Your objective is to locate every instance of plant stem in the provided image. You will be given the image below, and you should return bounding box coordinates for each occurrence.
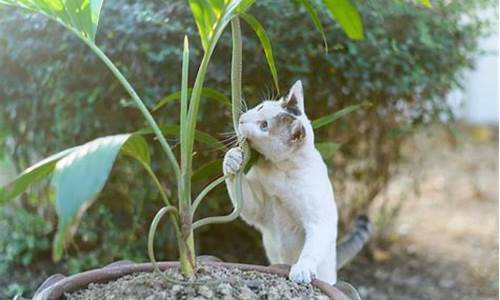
[231,18,243,134]
[76,31,194,275]
[76,31,181,184]
[192,17,248,231]
[143,164,172,207]
[176,4,233,277]
[178,36,196,277]
[148,206,185,284]
[191,175,229,216]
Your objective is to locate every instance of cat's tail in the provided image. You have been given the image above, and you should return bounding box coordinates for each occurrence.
[336,215,372,270]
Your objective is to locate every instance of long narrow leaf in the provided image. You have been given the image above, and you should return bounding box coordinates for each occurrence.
[322,0,363,40]
[180,36,190,172]
[298,0,328,52]
[241,13,279,93]
[312,102,371,129]
[153,87,231,112]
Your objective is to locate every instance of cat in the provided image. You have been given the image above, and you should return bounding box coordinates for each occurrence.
[223,80,371,285]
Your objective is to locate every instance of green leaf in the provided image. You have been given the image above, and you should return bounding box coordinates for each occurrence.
[316,142,341,160]
[241,13,279,93]
[0,147,77,204]
[192,159,222,183]
[188,0,217,52]
[52,134,149,260]
[312,102,371,129]
[136,124,225,151]
[237,0,255,12]
[189,0,256,52]
[180,36,190,171]
[322,0,363,40]
[1,0,104,41]
[153,88,231,112]
[420,0,431,8]
[122,135,151,167]
[297,0,328,51]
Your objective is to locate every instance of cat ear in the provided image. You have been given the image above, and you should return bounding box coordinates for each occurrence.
[289,120,306,144]
[282,80,304,115]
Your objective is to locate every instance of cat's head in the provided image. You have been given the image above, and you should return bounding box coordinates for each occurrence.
[238,80,313,162]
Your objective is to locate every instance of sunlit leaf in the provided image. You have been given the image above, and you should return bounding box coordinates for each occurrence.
[297,0,328,51]
[237,0,255,12]
[312,102,371,129]
[188,0,254,52]
[241,13,279,92]
[153,88,231,112]
[420,0,431,8]
[122,134,151,167]
[52,134,149,260]
[188,0,218,51]
[0,0,104,40]
[0,147,78,204]
[322,0,363,40]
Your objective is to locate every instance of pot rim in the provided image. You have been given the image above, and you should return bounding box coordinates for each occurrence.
[33,260,349,300]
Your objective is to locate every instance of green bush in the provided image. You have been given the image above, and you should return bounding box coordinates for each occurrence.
[0,207,52,272]
[0,0,492,277]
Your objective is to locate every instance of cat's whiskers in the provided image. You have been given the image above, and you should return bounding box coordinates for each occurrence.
[240,97,248,112]
[219,135,238,143]
[219,131,237,137]
[208,135,238,153]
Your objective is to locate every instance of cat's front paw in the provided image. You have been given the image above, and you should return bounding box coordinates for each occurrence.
[289,262,316,284]
[223,147,244,175]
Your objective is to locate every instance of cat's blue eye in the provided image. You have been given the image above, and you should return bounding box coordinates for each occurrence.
[260,120,268,131]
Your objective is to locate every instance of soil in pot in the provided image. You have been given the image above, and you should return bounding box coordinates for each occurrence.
[65,264,330,300]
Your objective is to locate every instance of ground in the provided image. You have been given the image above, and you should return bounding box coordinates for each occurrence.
[340,124,499,300]
[1,124,498,299]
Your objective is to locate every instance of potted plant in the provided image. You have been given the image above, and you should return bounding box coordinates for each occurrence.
[0,0,380,298]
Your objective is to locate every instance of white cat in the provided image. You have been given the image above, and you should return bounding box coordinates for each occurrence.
[223,80,339,284]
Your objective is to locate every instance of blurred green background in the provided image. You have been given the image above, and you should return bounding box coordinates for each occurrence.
[0,0,496,298]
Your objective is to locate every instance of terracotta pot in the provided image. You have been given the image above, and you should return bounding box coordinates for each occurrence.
[31,258,351,300]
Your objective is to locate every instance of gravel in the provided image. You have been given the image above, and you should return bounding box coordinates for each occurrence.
[65,264,330,300]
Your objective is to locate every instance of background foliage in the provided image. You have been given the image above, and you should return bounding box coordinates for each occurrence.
[0,0,492,291]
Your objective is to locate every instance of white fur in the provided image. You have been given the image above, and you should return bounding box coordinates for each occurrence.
[223,81,338,284]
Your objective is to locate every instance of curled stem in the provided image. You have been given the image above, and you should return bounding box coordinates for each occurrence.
[147,206,186,285]
[191,174,229,217]
[192,170,244,230]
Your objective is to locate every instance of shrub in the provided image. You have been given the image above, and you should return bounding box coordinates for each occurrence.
[0,0,492,273]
